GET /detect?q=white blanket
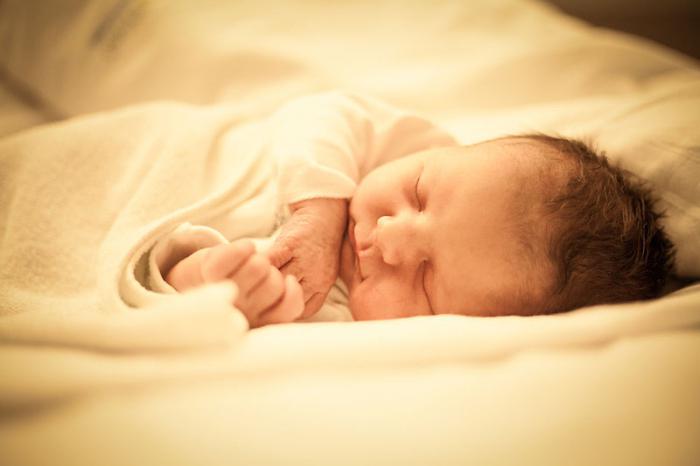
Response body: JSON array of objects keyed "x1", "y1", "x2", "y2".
[{"x1": 0, "y1": 102, "x2": 275, "y2": 350}]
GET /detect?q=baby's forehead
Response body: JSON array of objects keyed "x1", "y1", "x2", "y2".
[
  {"x1": 493, "y1": 136, "x2": 571, "y2": 182},
  {"x1": 464, "y1": 137, "x2": 571, "y2": 227},
  {"x1": 420, "y1": 137, "x2": 573, "y2": 206},
  {"x1": 465, "y1": 137, "x2": 565, "y2": 184},
  {"x1": 490, "y1": 136, "x2": 563, "y2": 160},
  {"x1": 431, "y1": 139, "x2": 563, "y2": 220},
  {"x1": 443, "y1": 135, "x2": 564, "y2": 163}
]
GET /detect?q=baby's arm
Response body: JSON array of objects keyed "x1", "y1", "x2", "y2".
[{"x1": 166, "y1": 240, "x2": 304, "y2": 328}]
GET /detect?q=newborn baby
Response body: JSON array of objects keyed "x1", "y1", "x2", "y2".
[{"x1": 160, "y1": 93, "x2": 675, "y2": 327}]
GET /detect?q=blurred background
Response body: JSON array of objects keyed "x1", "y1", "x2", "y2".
[{"x1": 545, "y1": 0, "x2": 700, "y2": 59}]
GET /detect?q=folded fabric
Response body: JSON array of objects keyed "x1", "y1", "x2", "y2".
[{"x1": 0, "y1": 102, "x2": 272, "y2": 351}]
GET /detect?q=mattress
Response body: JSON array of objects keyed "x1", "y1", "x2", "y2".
[{"x1": 0, "y1": 1, "x2": 699, "y2": 465}]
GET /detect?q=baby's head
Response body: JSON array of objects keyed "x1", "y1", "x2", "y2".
[{"x1": 338, "y1": 134, "x2": 675, "y2": 320}]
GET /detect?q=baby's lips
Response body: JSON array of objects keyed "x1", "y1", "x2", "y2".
[{"x1": 352, "y1": 222, "x2": 377, "y2": 255}]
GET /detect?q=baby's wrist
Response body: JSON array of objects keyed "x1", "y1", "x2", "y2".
[
  {"x1": 290, "y1": 197, "x2": 347, "y2": 215},
  {"x1": 288, "y1": 199, "x2": 348, "y2": 254},
  {"x1": 290, "y1": 198, "x2": 347, "y2": 229}
]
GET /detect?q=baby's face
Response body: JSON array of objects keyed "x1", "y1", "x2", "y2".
[{"x1": 338, "y1": 138, "x2": 552, "y2": 320}]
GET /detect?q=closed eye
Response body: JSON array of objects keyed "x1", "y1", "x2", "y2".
[
  {"x1": 414, "y1": 172, "x2": 423, "y2": 210},
  {"x1": 421, "y1": 261, "x2": 434, "y2": 313}
]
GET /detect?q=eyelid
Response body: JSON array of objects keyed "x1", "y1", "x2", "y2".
[
  {"x1": 413, "y1": 172, "x2": 423, "y2": 210},
  {"x1": 421, "y1": 261, "x2": 434, "y2": 313}
]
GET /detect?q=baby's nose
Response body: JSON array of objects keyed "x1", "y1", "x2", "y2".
[{"x1": 375, "y1": 214, "x2": 428, "y2": 266}]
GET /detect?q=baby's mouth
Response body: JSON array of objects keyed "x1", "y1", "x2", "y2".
[
  {"x1": 347, "y1": 217, "x2": 368, "y2": 282},
  {"x1": 339, "y1": 225, "x2": 363, "y2": 288},
  {"x1": 356, "y1": 251, "x2": 366, "y2": 282},
  {"x1": 347, "y1": 218, "x2": 366, "y2": 282},
  {"x1": 348, "y1": 217, "x2": 358, "y2": 253}
]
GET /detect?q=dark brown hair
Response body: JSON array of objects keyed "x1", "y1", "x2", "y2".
[{"x1": 522, "y1": 134, "x2": 676, "y2": 313}]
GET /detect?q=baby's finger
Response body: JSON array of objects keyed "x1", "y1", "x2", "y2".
[
  {"x1": 253, "y1": 275, "x2": 304, "y2": 327},
  {"x1": 166, "y1": 248, "x2": 211, "y2": 291},
  {"x1": 201, "y1": 240, "x2": 255, "y2": 282},
  {"x1": 231, "y1": 254, "x2": 271, "y2": 297},
  {"x1": 238, "y1": 265, "x2": 285, "y2": 317}
]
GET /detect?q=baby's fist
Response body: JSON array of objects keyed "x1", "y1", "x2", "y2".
[{"x1": 166, "y1": 240, "x2": 305, "y2": 327}]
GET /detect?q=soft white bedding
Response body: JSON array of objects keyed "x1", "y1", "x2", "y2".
[{"x1": 1, "y1": 1, "x2": 699, "y2": 465}]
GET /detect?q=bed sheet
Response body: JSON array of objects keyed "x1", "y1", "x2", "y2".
[
  {"x1": 2, "y1": 291, "x2": 699, "y2": 466},
  {"x1": 1, "y1": 1, "x2": 699, "y2": 465}
]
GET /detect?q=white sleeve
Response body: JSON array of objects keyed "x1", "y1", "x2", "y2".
[
  {"x1": 265, "y1": 91, "x2": 457, "y2": 206},
  {"x1": 147, "y1": 223, "x2": 229, "y2": 294},
  {"x1": 145, "y1": 223, "x2": 277, "y2": 294}
]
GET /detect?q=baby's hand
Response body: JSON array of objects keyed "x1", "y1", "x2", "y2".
[
  {"x1": 267, "y1": 198, "x2": 347, "y2": 319},
  {"x1": 166, "y1": 240, "x2": 304, "y2": 327}
]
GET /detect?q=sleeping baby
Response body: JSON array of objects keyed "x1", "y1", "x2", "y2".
[{"x1": 154, "y1": 92, "x2": 675, "y2": 327}]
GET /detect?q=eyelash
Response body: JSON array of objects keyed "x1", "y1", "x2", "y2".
[
  {"x1": 414, "y1": 174, "x2": 422, "y2": 210},
  {"x1": 421, "y1": 261, "x2": 433, "y2": 313}
]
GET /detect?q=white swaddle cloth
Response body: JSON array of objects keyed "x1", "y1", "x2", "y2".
[{"x1": 0, "y1": 101, "x2": 274, "y2": 351}]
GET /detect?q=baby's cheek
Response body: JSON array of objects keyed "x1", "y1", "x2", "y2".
[
  {"x1": 352, "y1": 181, "x2": 388, "y2": 221},
  {"x1": 348, "y1": 288, "x2": 382, "y2": 321},
  {"x1": 349, "y1": 285, "x2": 421, "y2": 321}
]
